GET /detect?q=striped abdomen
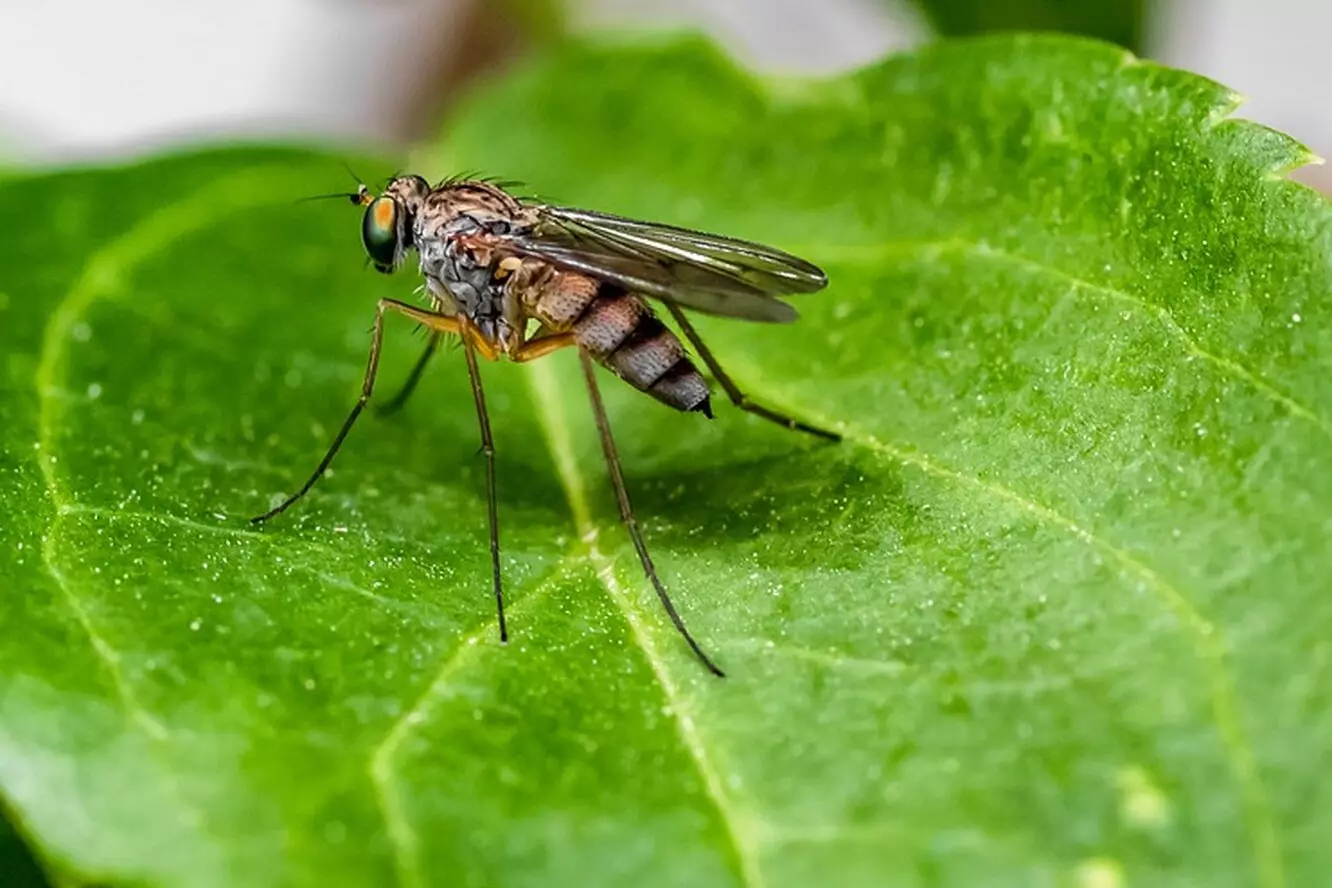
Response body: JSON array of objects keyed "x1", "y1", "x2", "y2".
[{"x1": 531, "y1": 275, "x2": 712, "y2": 415}]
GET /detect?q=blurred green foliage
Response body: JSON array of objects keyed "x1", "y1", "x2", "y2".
[
  {"x1": 909, "y1": 0, "x2": 1143, "y2": 49},
  {"x1": 497, "y1": 0, "x2": 568, "y2": 43}
]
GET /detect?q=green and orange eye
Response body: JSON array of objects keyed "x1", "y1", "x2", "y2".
[{"x1": 361, "y1": 196, "x2": 400, "y2": 272}]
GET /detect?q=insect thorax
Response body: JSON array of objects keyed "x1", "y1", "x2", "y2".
[{"x1": 416, "y1": 208, "x2": 522, "y2": 349}]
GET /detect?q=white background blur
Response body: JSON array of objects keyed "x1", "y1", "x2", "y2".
[{"x1": 1, "y1": 0, "x2": 1328, "y2": 187}]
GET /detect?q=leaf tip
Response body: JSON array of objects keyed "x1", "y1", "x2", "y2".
[
  {"x1": 1198, "y1": 88, "x2": 1249, "y2": 133},
  {"x1": 1116, "y1": 46, "x2": 1145, "y2": 70},
  {"x1": 1199, "y1": 84, "x2": 1320, "y2": 181}
]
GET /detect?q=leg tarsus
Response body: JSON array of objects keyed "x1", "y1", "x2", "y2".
[
  {"x1": 252, "y1": 299, "x2": 458, "y2": 524},
  {"x1": 665, "y1": 303, "x2": 841, "y2": 442},
  {"x1": 579, "y1": 350, "x2": 725, "y2": 678},
  {"x1": 462, "y1": 336, "x2": 507, "y2": 643}
]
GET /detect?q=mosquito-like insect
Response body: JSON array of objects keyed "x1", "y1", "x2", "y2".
[{"x1": 252, "y1": 173, "x2": 840, "y2": 676}]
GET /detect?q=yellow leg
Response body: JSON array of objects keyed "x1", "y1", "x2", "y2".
[
  {"x1": 382, "y1": 303, "x2": 571, "y2": 365},
  {"x1": 397, "y1": 308, "x2": 504, "y2": 362},
  {"x1": 384, "y1": 299, "x2": 463, "y2": 336},
  {"x1": 512, "y1": 333, "x2": 577, "y2": 363},
  {"x1": 452, "y1": 315, "x2": 502, "y2": 362}
]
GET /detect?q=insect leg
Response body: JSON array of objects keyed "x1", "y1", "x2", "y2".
[
  {"x1": 251, "y1": 299, "x2": 461, "y2": 524},
  {"x1": 578, "y1": 350, "x2": 725, "y2": 678},
  {"x1": 665, "y1": 303, "x2": 841, "y2": 442},
  {"x1": 377, "y1": 331, "x2": 441, "y2": 416},
  {"x1": 461, "y1": 334, "x2": 507, "y2": 642},
  {"x1": 512, "y1": 332, "x2": 577, "y2": 363}
]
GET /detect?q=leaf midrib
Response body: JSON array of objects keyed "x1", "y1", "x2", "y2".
[{"x1": 524, "y1": 360, "x2": 768, "y2": 888}]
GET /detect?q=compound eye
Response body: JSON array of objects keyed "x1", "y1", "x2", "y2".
[{"x1": 361, "y1": 197, "x2": 400, "y2": 271}]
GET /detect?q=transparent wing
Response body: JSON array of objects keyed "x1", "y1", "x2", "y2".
[{"x1": 500, "y1": 203, "x2": 827, "y2": 323}]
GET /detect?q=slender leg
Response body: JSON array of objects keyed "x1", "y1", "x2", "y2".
[
  {"x1": 578, "y1": 350, "x2": 725, "y2": 677},
  {"x1": 251, "y1": 299, "x2": 461, "y2": 524},
  {"x1": 462, "y1": 335, "x2": 507, "y2": 642},
  {"x1": 377, "y1": 331, "x2": 441, "y2": 416},
  {"x1": 665, "y1": 303, "x2": 841, "y2": 442}
]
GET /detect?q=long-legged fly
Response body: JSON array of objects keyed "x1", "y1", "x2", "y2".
[{"x1": 252, "y1": 174, "x2": 840, "y2": 676}]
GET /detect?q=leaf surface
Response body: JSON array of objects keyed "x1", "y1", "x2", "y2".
[{"x1": 1, "y1": 33, "x2": 1329, "y2": 888}]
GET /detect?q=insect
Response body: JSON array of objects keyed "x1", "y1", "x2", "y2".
[{"x1": 252, "y1": 173, "x2": 840, "y2": 676}]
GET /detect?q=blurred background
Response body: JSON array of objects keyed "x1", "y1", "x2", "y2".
[{"x1": 2, "y1": 0, "x2": 1330, "y2": 190}]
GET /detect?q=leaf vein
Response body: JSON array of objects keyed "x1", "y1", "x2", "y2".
[
  {"x1": 810, "y1": 237, "x2": 1329, "y2": 442},
  {"x1": 61, "y1": 503, "x2": 259, "y2": 540},
  {"x1": 367, "y1": 564, "x2": 567, "y2": 888},
  {"x1": 761, "y1": 394, "x2": 1286, "y2": 888},
  {"x1": 27, "y1": 171, "x2": 294, "y2": 861},
  {"x1": 721, "y1": 639, "x2": 909, "y2": 677},
  {"x1": 525, "y1": 360, "x2": 767, "y2": 888},
  {"x1": 39, "y1": 511, "x2": 169, "y2": 740},
  {"x1": 33, "y1": 171, "x2": 292, "y2": 728}
]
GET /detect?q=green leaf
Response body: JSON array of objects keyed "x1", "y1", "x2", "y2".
[
  {"x1": 904, "y1": 0, "x2": 1143, "y2": 50},
  {"x1": 2, "y1": 32, "x2": 1328, "y2": 887}
]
